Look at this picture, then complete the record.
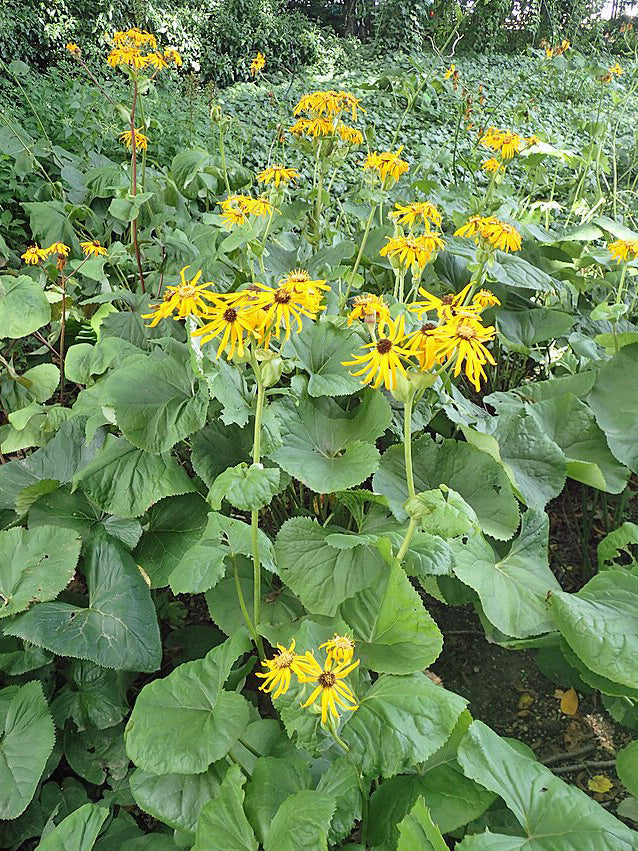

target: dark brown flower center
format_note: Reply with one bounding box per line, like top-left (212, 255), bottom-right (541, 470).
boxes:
top-left (274, 288), bottom-right (292, 304)
top-left (376, 339), bottom-right (393, 354)
top-left (421, 323), bottom-right (436, 332)
top-left (223, 307), bottom-right (238, 322)
top-left (319, 671), bottom-right (337, 688)
top-left (441, 295), bottom-right (454, 305)
top-left (273, 651), bottom-right (294, 670)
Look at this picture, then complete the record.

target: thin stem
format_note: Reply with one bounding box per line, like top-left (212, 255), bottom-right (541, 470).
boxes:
top-left (403, 394), bottom-right (416, 499)
top-left (130, 79), bottom-right (145, 292)
top-left (59, 273), bottom-right (67, 404)
top-left (219, 122), bottom-right (231, 194)
top-left (344, 204), bottom-right (376, 302)
top-left (251, 364), bottom-right (266, 657)
top-left (326, 716), bottom-right (350, 753)
top-left (396, 517), bottom-right (417, 564)
top-left (314, 142), bottom-right (324, 245)
top-left (232, 556), bottom-right (261, 653)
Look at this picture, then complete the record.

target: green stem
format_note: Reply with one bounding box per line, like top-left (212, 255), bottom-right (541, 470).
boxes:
top-left (344, 204), bottom-right (376, 302)
top-left (315, 144), bottom-right (324, 245)
top-left (251, 364), bottom-right (266, 657)
top-left (396, 517), bottom-right (417, 564)
top-left (403, 394), bottom-right (416, 499)
top-left (326, 716), bottom-right (350, 753)
top-left (232, 556), bottom-right (261, 653)
top-left (219, 122), bottom-right (231, 194)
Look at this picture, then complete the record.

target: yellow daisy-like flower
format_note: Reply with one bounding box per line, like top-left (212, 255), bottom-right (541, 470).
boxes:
top-left (191, 299), bottom-right (261, 358)
top-left (107, 46), bottom-right (148, 69)
top-left (256, 165), bottom-right (300, 187)
top-left (146, 52), bottom-right (168, 70)
top-left (481, 157), bottom-right (503, 174)
top-left (610, 63), bottom-right (623, 76)
top-left (498, 132), bottom-right (522, 159)
top-left (255, 640), bottom-right (308, 699)
top-left (219, 195), bottom-right (272, 228)
top-left (480, 127), bottom-right (503, 151)
top-left (248, 280), bottom-right (324, 341)
top-left (164, 48), bottom-right (182, 66)
top-left (289, 115), bottom-right (335, 138)
top-left (80, 239), bottom-right (107, 257)
top-left (293, 90), bottom-right (363, 120)
top-left (21, 244), bottom-right (48, 265)
top-left (66, 42), bottom-right (81, 55)
top-left (347, 293), bottom-right (392, 331)
top-left (409, 282), bottom-right (474, 321)
top-left (246, 196), bottom-right (274, 217)
top-left (390, 201), bottom-right (442, 229)
top-left (45, 242), bottom-right (70, 257)
top-left (297, 653), bottom-right (360, 724)
top-left (481, 219), bottom-right (522, 252)
top-left (113, 28), bottom-right (157, 49)
top-left (320, 634), bottom-right (355, 666)
top-left (403, 322), bottom-right (442, 371)
top-left (336, 124), bottom-right (363, 145)
top-left (119, 128), bottom-right (149, 151)
top-left (280, 269), bottom-right (329, 310)
top-left (473, 289), bottom-right (501, 309)
top-left (380, 233), bottom-right (444, 270)
top-left (141, 267), bottom-right (218, 326)
top-left (363, 147), bottom-right (409, 183)
top-left (444, 64), bottom-right (456, 79)
top-left (343, 317), bottom-right (410, 390)
top-left (608, 238), bottom-right (638, 263)
top-left (454, 215), bottom-right (488, 239)
top-left (433, 314), bottom-right (496, 392)
top-left (250, 51), bottom-right (265, 76)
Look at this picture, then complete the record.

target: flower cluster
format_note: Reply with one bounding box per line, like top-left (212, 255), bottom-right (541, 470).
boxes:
top-left (21, 240), bottom-right (107, 265)
top-left (250, 51), bottom-right (265, 77)
top-left (290, 90), bottom-right (364, 145)
top-left (609, 238), bottom-right (638, 263)
top-left (601, 63), bottom-right (623, 83)
top-left (143, 268), bottom-right (328, 358)
top-left (381, 200), bottom-right (445, 272)
top-left (256, 636), bottom-right (359, 724)
top-left (256, 165), bottom-right (299, 187)
top-left (344, 282), bottom-right (500, 392)
top-left (455, 215), bottom-right (522, 253)
top-left (542, 38), bottom-right (570, 59)
top-left (363, 146), bottom-right (409, 184)
top-left (105, 28), bottom-right (182, 72)
top-left (480, 127), bottom-right (538, 173)
top-left (219, 194), bottom-right (274, 228)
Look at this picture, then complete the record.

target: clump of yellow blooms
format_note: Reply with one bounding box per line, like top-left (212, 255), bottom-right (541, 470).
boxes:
top-left (363, 146), bottom-right (409, 184)
top-left (256, 165), bottom-right (299, 187)
top-left (21, 240), bottom-right (108, 266)
top-left (106, 28), bottom-right (182, 72)
top-left (256, 636), bottom-right (360, 725)
top-left (455, 215), bottom-right (522, 253)
top-left (219, 194), bottom-right (274, 228)
top-left (289, 90), bottom-right (364, 145)
top-left (608, 238), bottom-right (638, 263)
top-left (380, 200), bottom-right (445, 274)
top-left (542, 38), bottom-right (570, 59)
top-left (142, 266), bottom-right (220, 327)
top-left (479, 128), bottom-right (538, 174)
top-left (250, 51), bottom-right (265, 77)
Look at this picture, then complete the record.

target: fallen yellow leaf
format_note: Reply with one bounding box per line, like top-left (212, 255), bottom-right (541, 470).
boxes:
top-left (560, 687), bottom-right (579, 716)
top-left (588, 774), bottom-right (613, 794)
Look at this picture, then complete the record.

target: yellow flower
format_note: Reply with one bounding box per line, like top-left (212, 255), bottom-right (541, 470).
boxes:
top-left (473, 289), bottom-right (501, 309)
top-left (481, 157), bottom-right (503, 173)
top-left (219, 195), bottom-right (272, 228)
top-left (320, 634), bottom-right (355, 666)
top-left (250, 51), bottom-right (266, 76)
top-left (142, 266), bottom-right (218, 326)
top-left (45, 242), bottom-right (70, 257)
top-left (21, 244), bottom-right (48, 265)
top-left (164, 48), bottom-right (182, 66)
top-left (444, 64), bottom-right (456, 79)
top-left (481, 219), bottom-right (522, 252)
top-left (403, 322), bottom-right (442, 371)
top-left (390, 201), bottom-right (442, 229)
top-left (432, 314), bottom-right (496, 392)
top-left (347, 293), bottom-right (392, 331)
top-left (480, 127), bottom-right (503, 151)
top-left (409, 283), bottom-right (474, 320)
top-left (499, 132), bottom-right (522, 159)
top-left (280, 269), bottom-right (329, 310)
top-left (297, 652), bottom-right (360, 724)
top-left (610, 63), bottom-right (623, 76)
top-left (80, 239), bottom-right (107, 257)
top-left (66, 43), bottom-right (81, 55)
top-left (146, 52), bottom-right (168, 70)
top-left (256, 165), bottom-right (299, 187)
top-left (289, 115), bottom-right (334, 138)
top-left (343, 317), bottom-right (410, 390)
top-left (113, 28), bottom-right (157, 49)
top-left (245, 196), bottom-right (274, 217)
top-left (293, 90), bottom-right (363, 120)
top-left (337, 124), bottom-right (363, 145)
top-left (255, 640), bottom-right (309, 699)
top-left (107, 46), bottom-right (148, 69)
top-left (248, 280), bottom-right (324, 341)
top-left (363, 147), bottom-right (409, 183)
top-left (380, 233), bottom-right (444, 270)
top-left (455, 215), bottom-right (487, 239)
top-left (191, 299), bottom-right (261, 358)
top-left (119, 128), bottom-right (149, 151)
top-left (608, 238), bottom-right (638, 263)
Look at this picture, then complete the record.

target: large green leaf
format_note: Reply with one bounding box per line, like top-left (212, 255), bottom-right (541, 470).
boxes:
top-left (134, 493), bottom-right (209, 587)
top-left (73, 435), bottom-right (195, 518)
top-left (35, 802), bottom-right (109, 851)
top-left (0, 525), bottom-right (81, 619)
top-left (190, 421), bottom-right (253, 488)
top-left (340, 560), bottom-right (443, 673)
top-left (527, 394), bottom-right (629, 493)
top-left (275, 518), bottom-right (387, 616)
top-left (550, 571), bottom-right (638, 689)
top-left (50, 659), bottom-right (129, 731)
top-left (6, 532), bottom-right (161, 672)
top-left (0, 682), bottom-right (55, 819)
top-left (64, 338), bottom-right (142, 384)
top-left (269, 376), bottom-right (391, 493)
top-left (124, 632), bottom-right (251, 774)
top-left (315, 755), bottom-right (362, 845)
top-left (244, 757), bottom-right (312, 845)
top-left (456, 720), bottom-right (637, 850)
top-left (130, 764), bottom-right (226, 834)
top-left (103, 344), bottom-right (209, 452)
top-left (497, 308), bottom-right (574, 348)
top-left (451, 510), bottom-right (560, 638)
top-left (396, 797), bottom-right (448, 851)
top-left (588, 343), bottom-right (638, 471)
top-left (597, 522), bottom-right (638, 572)
top-left (374, 436), bottom-right (519, 540)
top-left (290, 320), bottom-right (362, 397)
top-left (0, 275), bottom-right (51, 339)
top-left (264, 790), bottom-right (336, 851)
top-left (193, 764), bottom-right (258, 851)
top-left (617, 741), bottom-right (638, 798)
top-left (342, 673), bottom-right (467, 778)
top-left (209, 463), bottom-right (281, 511)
